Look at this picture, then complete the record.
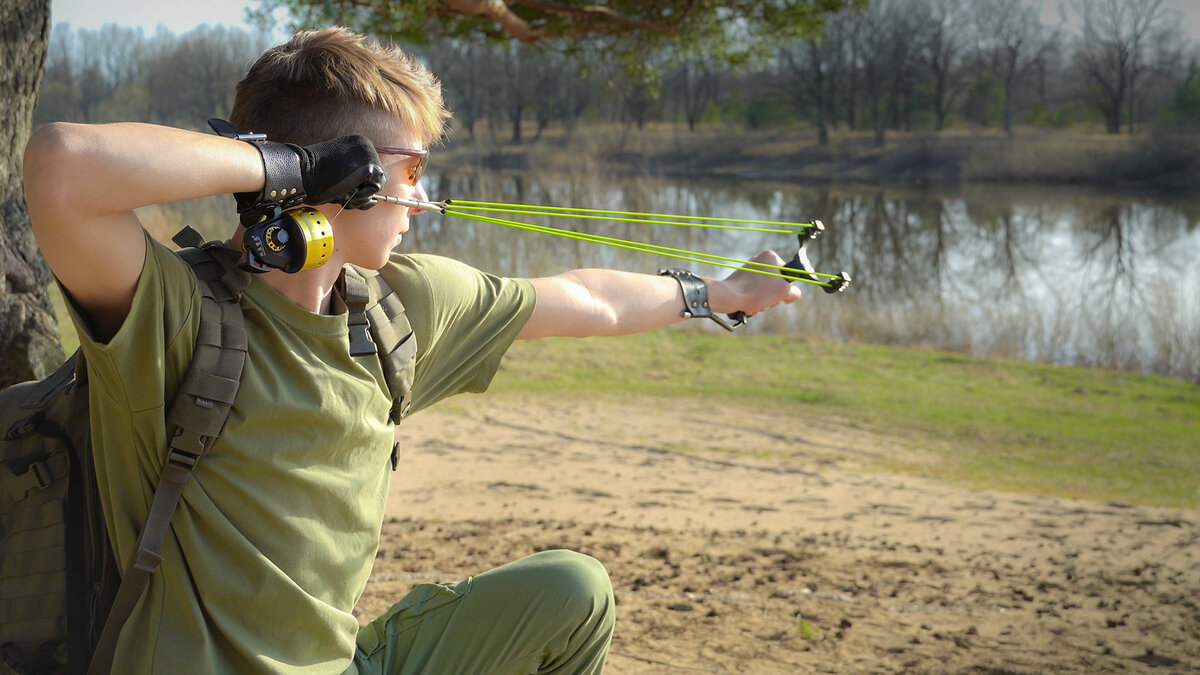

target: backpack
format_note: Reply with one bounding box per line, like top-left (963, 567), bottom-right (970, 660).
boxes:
top-left (0, 228), bottom-right (416, 674)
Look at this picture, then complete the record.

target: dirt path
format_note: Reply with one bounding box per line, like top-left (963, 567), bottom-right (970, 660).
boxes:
top-left (357, 394), bottom-right (1200, 674)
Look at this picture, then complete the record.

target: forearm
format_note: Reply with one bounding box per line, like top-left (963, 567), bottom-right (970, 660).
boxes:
top-left (23, 122), bottom-right (266, 341)
top-left (520, 268), bottom-right (742, 339)
top-left (24, 122), bottom-right (263, 220)
top-left (521, 248), bottom-right (803, 340)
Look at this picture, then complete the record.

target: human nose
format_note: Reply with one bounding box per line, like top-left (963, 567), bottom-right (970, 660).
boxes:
top-left (409, 181), bottom-right (429, 215)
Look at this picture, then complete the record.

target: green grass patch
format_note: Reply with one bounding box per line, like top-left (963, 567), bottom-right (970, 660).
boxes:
top-left (46, 291), bottom-right (1197, 509)
top-left (493, 330), bottom-right (1200, 510)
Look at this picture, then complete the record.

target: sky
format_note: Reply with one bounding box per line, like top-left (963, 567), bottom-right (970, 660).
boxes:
top-left (47, 0), bottom-right (1200, 44)
top-left (49, 0), bottom-right (289, 39)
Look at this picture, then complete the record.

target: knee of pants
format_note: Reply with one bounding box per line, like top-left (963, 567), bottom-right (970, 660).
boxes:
top-left (528, 550), bottom-right (615, 628)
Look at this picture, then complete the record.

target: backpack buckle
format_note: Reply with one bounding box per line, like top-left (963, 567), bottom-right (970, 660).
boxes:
top-left (2, 459), bottom-right (53, 503)
top-left (348, 323), bottom-right (377, 356)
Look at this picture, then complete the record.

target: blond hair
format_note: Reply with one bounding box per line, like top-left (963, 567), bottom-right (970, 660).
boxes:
top-left (230, 27), bottom-right (449, 147)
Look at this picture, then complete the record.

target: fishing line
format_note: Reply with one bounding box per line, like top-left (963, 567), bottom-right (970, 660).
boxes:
top-left (329, 201), bottom-right (349, 223)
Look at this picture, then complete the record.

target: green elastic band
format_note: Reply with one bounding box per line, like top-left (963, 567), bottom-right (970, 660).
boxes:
top-left (449, 199), bottom-right (820, 230)
top-left (445, 203), bottom-right (811, 235)
top-left (443, 209), bottom-right (838, 286)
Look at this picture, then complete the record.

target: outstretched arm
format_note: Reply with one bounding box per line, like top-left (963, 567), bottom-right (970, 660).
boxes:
top-left (517, 250), bottom-right (803, 339)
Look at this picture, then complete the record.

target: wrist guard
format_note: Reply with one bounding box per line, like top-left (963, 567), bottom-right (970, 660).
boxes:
top-left (208, 118), bottom-right (305, 214)
top-left (207, 118), bottom-right (385, 218)
top-left (657, 268), bottom-right (738, 332)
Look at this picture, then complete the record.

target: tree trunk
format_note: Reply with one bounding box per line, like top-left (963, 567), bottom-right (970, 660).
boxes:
top-left (846, 72), bottom-right (857, 130)
top-left (1003, 74), bottom-right (1015, 137)
top-left (1126, 71), bottom-right (1139, 135)
top-left (873, 100), bottom-right (885, 147)
top-left (808, 40), bottom-right (829, 146)
top-left (1002, 50), bottom-right (1017, 138)
top-left (933, 74), bottom-right (947, 131)
top-left (1, 0), bottom-right (59, 389)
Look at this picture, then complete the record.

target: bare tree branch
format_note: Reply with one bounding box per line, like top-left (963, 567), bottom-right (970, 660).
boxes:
top-left (511, 0), bottom-right (698, 35)
top-left (314, 0), bottom-right (704, 43)
top-left (437, 0), bottom-right (542, 43)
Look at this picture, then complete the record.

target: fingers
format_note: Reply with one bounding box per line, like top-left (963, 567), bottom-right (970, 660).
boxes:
top-left (783, 285), bottom-right (804, 304)
top-left (725, 250), bottom-right (784, 281)
top-left (339, 164), bottom-right (387, 210)
top-left (303, 135), bottom-right (388, 207)
top-left (749, 249), bottom-right (786, 266)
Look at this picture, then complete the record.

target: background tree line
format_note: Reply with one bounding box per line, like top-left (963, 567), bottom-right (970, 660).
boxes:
top-left (35, 23), bottom-right (271, 129)
top-left (36, 0), bottom-right (1200, 145)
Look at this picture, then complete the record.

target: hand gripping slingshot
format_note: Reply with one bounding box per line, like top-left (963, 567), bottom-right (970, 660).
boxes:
top-left (376, 195), bottom-right (853, 330)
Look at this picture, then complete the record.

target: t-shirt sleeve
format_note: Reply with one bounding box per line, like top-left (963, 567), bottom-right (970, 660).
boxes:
top-left (61, 231), bottom-right (201, 415)
top-left (377, 253), bottom-right (535, 414)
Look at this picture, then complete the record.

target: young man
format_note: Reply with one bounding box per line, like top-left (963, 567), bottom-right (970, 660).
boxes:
top-left (22, 28), bottom-right (801, 674)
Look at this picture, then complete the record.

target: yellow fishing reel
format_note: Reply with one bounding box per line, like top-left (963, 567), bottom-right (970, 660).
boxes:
top-left (241, 206), bottom-right (333, 273)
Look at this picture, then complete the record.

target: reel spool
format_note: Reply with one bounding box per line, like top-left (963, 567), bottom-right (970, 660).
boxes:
top-left (241, 206), bottom-right (333, 273)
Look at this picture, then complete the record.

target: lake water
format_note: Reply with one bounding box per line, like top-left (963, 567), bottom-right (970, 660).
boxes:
top-left (409, 169), bottom-right (1200, 381)
top-left (155, 168), bottom-right (1200, 381)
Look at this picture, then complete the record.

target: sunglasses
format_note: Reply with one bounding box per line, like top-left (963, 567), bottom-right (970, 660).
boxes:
top-left (374, 146), bottom-right (428, 186)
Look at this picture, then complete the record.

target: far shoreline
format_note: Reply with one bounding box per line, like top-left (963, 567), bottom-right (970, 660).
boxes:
top-left (438, 123), bottom-right (1200, 194)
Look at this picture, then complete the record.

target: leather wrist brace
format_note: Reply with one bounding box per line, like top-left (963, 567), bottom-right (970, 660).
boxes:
top-left (208, 118), bottom-right (305, 213)
top-left (657, 268), bottom-right (737, 331)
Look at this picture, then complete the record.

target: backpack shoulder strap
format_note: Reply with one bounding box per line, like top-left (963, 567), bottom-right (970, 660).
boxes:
top-left (173, 227), bottom-right (252, 300)
top-left (342, 265), bottom-right (417, 425)
top-left (87, 231), bottom-right (249, 675)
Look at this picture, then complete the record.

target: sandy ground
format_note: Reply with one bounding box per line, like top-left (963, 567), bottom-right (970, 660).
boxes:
top-left (356, 394), bottom-right (1200, 674)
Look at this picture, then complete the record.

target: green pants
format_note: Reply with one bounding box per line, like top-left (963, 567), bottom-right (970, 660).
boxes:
top-left (350, 550), bottom-right (614, 675)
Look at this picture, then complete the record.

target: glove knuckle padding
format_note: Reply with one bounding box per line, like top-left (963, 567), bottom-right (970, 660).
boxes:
top-left (300, 135), bottom-right (387, 209)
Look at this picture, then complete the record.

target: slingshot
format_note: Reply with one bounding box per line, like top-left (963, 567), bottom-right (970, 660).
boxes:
top-left (374, 195), bottom-right (852, 301)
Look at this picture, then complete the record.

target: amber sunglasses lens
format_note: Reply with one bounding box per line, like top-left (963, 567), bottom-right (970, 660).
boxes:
top-left (374, 146), bottom-right (428, 186)
top-left (410, 155), bottom-right (427, 185)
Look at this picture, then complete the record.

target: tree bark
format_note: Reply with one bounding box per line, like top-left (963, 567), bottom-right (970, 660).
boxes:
top-left (0, 0), bottom-right (59, 388)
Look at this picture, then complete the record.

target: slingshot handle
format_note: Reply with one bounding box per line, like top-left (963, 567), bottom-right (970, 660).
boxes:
top-left (725, 224), bottom-right (825, 327)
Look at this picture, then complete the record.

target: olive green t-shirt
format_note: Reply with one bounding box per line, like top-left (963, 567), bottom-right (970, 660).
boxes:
top-left (67, 233), bottom-right (534, 673)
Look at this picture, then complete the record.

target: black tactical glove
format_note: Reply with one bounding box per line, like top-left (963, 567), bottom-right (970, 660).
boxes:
top-left (208, 119), bottom-right (387, 214)
top-left (288, 136), bottom-right (387, 209)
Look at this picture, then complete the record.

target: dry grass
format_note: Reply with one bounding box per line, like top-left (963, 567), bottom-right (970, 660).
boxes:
top-left (961, 129), bottom-right (1200, 185)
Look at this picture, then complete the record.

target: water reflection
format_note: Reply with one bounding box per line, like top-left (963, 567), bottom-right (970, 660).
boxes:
top-left (410, 170), bottom-right (1199, 381)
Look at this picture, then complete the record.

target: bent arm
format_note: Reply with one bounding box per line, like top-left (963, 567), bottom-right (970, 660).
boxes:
top-left (518, 251), bottom-right (804, 340)
top-left (23, 122), bottom-right (264, 341)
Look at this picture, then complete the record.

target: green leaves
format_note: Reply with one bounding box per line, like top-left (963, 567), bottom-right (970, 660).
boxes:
top-left (255, 0), bottom-right (863, 69)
